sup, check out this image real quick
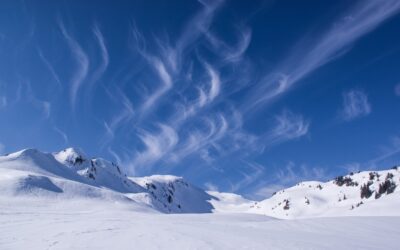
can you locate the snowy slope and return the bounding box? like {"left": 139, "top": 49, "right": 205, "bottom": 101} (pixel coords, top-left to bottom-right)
{"left": 1, "top": 148, "right": 400, "bottom": 218}
{"left": 0, "top": 149, "right": 152, "bottom": 210}
{"left": 131, "top": 175, "right": 214, "bottom": 213}
{"left": 1, "top": 198, "right": 399, "bottom": 250}
{"left": 53, "top": 148, "right": 145, "bottom": 193}
{"left": 250, "top": 168, "right": 400, "bottom": 218}
{"left": 207, "top": 191, "right": 254, "bottom": 213}
{"left": 1, "top": 148, "right": 400, "bottom": 249}
{"left": 0, "top": 148, "right": 214, "bottom": 214}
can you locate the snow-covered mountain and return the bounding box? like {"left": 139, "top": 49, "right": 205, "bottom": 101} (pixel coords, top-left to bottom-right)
{"left": 131, "top": 175, "right": 214, "bottom": 213}
{"left": 248, "top": 168, "right": 400, "bottom": 218}
{"left": 1, "top": 148, "right": 399, "bottom": 218}
{"left": 2, "top": 148, "right": 400, "bottom": 249}
{"left": 0, "top": 148, "right": 213, "bottom": 213}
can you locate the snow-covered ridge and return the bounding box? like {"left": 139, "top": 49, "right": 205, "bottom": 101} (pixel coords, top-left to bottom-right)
{"left": 1, "top": 148, "right": 399, "bottom": 218}
{"left": 0, "top": 148, "right": 213, "bottom": 213}
{"left": 249, "top": 168, "right": 400, "bottom": 218}
{"left": 131, "top": 175, "right": 214, "bottom": 213}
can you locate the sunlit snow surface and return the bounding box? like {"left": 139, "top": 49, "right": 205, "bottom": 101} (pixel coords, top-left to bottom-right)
{"left": 1, "top": 148, "right": 400, "bottom": 249}
{"left": 1, "top": 198, "right": 399, "bottom": 250}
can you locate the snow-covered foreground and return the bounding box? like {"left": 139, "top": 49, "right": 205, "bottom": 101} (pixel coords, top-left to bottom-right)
{"left": 1, "top": 198, "right": 399, "bottom": 250}
{"left": 1, "top": 148, "right": 400, "bottom": 249}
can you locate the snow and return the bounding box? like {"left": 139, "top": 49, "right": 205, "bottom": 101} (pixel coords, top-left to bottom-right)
{"left": 131, "top": 175, "right": 214, "bottom": 213}
{"left": 1, "top": 148, "right": 400, "bottom": 249}
{"left": 249, "top": 169, "right": 400, "bottom": 218}
{"left": 1, "top": 198, "right": 399, "bottom": 249}
{"left": 207, "top": 191, "right": 254, "bottom": 213}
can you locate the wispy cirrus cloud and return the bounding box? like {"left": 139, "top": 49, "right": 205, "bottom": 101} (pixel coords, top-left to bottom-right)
{"left": 89, "top": 24, "right": 109, "bottom": 87}
{"left": 59, "top": 20, "right": 89, "bottom": 110}
{"left": 245, "top": 161, "right": 331, "bottom": 199}
{"left": 25, "top": 81, "right": 51, "bottom": 119}
{"left": 169, "top": 62, "right": 222, "bottom": 127}
{"left": 395, "top": 83, "right": 400, "bottom": 96}
{"left": 108, "top": 147, "right": 122, "bottom": 165}
{"left": 205, "top": 26, "right": 252, "bottom": 63}
{"left": 171, "top": 0, "right": 224, "bottom": 71}
{"left": 37, "top": 48, "right": 62, "bottom": 88}
{"left": 174, "top": 114, "right": 228, "bottom": 160}
{"left": 265, "top": 110, "right": 310, "bottom": 145}
{"left": 132, "top": 124, "right": 179, "bottom": 170}
{"left": 168, "top": 108, "right": 258, "bottom": 165}
{"left": 338, "top": 136, "right": 400, "bottom": 173}
{"left": 367, "top": 136, "right": 400, "bottom": 167}
{"left": 204, "top": 63, "right": 221, "bottom": 102}
{"left": 101, "top": 87, "right": 135, "bottom": 147}
{"left": 247, "top": 0, "right": 400, "bottom": 109}
{"left": 230, "top": 161, "right": 265, "bottom": 193}
{"left": 275, "top": 161, "right": 330, "bottom": 186}
{"left": 53, "top": 127, "right": 69, "bottom": 145}
{"left": 0, "top": 96, "right": 6, "bottom": 109}
{"left": 340, "top": 89, "right": 371, "bottom": 121}
{"left": 141, "top": 57, "right": 173, "bottom": 112}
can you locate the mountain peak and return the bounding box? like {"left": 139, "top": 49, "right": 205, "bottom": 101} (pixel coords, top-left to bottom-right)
{"left": 54, "top": 147, "right": 87, "bottom": 166}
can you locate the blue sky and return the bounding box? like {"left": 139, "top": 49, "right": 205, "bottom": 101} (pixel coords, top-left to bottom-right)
{"left": 1, "top": 0, "right": 400, "bottom": 199}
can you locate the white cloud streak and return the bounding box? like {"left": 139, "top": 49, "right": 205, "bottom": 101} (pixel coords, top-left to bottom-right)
{"left": 266, "top": 110, "right": 310, "bottom": 145}
{"left": 249, "top": 0, "right": 400, "bottom": 108}
{"left": 367, "top": 136, "right": 400, "bottom": 166}
{"left": 133, "top": 124, "right": 179, "bottom": 169}
{"left": 41, "top": 101, "right": 51, "bottom": 119}
{"left": 141, "top": 57, "right": 173, "bottom": 112}
{"left": 153, "top": 0, "right": 224, "bottom": 73}
{"left": 231, "top": 161, "right": 264, "bottom": 192}
{"left": 168, "top": 61, "right": 222, "bottom": 129}
{"left": 37, "top": 48, "right": 62, "bottom": 88}
{"left": 395, "top": 83, "right": 400, "bottom": 96}
{"left": 108, "top": 147, "right": 122, "bottom": 165}
{"left": 169, "top": 114, "right": 228, "bottom": 162}
{"left": 59, "top": 21, "right": 89, "bottom": 109}
{"left": 275, "top": 161, "right": 329, "bottom": 186}
{"left": 205, "top": 26, "right": 252, "bottom": 63}
{"left": 53, "top": 127, "right": 69, "bottom": 145}
{"left": 25, "top": 81, "right": 51, "bottom": 119}
{"left": 101, "top": 88, "right": 135, "bottom": 147}
{"left": 0, "top": 96, "right": 6, "bottom": 109}
{"left": 341, "top": 89, "right": 371, "bottom": 121}
{"left": 90, "top": 24, "right": 109, "bottom": 86}
{"left": 205, "top": 63, "right": 221, "bottom": 102}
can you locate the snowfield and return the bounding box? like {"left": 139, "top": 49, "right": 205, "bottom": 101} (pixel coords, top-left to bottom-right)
{"left": 1, "top": 198, "right": 400, "bottom": 250}
{"left": 1, "top": 148, "right": 400, "bottom": 249}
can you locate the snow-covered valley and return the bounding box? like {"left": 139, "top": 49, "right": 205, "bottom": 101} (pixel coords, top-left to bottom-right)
{"left": 1, "top": 148, "right": 400, "bottom": 249}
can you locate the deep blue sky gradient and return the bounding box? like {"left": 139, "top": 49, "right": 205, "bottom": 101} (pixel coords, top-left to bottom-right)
{"left": 1, "top": 0, "right": 400, "bottom": 199}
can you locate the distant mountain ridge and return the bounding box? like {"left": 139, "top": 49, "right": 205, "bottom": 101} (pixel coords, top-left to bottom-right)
{"left": 248, "top": 167, "right": 400, "bottom": 218}
{"left": 0, "top": 148, "right": 399, "bottom": 218}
